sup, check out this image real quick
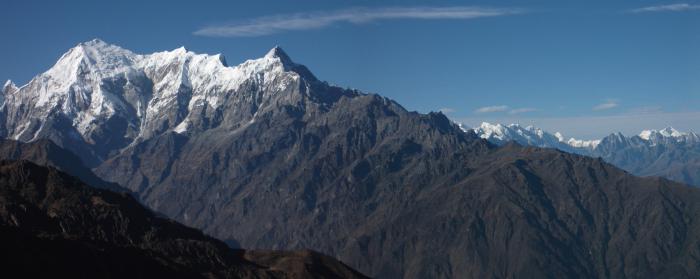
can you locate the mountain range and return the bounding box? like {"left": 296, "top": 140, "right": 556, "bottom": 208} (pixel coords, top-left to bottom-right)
{"left": 472, "top": 122, "right": 700, "bottom": 187}
{"left": 2, "top": 39, "right": 700, "bottom": 278}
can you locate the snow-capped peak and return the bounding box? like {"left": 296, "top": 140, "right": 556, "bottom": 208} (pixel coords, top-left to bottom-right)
{"left": 566, "top": 137, "right": 601, "bottom": 148}
{"left": 476, "top": 122, "right": 508, "bottom": 140}
{"left": 637, "top": 127, "right": 698, "bottom": 144}
{"left": 4, "top": 39, "right": 313, "bottom": 144}
{"left": 65, "top": 39, "right": 137, "bottom": 69}
{"left": 473, "top": 122, "right": 600, "bottom": 150}
{"left": 473, "top": 121, "right": 699, "bottom": 155}
{"left": 265, "top": 46, "right": 292, "bottom": 63}
{"left": 554, "top": 132, "right": 599, "bottom": 149}
{"left": 554, "top": 132, "right": 565, "bottom": 142}
{"left": 659, "top": 127, "right": 684, "bottom": 137}
{"left": 3, "top": 80, "right": 17, "bottom": 92}
{"left": 638, "top": 130, "right": 653, "bottom": 140}
{"left": 43, "top": 39, "right": 138, "bottom": 87}
{"left": 35, "top": 40, "right": 301, "bottom": 109}
{"left": 639, "top": 127, "right": 686, "bottom": 140}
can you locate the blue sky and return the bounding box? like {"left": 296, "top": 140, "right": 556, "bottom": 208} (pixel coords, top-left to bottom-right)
{"left": 1, "top": 0, "right": 698, "bottom": 139}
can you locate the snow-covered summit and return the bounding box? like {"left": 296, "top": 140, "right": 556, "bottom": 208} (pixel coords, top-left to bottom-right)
{"left": 12, "top": 39, "right": 303, "bottom": 110}
{"left": 471, "top": 121, "right": 699, "bottom": 153}
{"left": 638, "top": 127, "right": 699, "bottom": 143}
{"left": 45, "top": 39, "right": 138, "bottom": 81}
{"left": 35, "top": 40, "right": 298, "bottom": 102}
{"left": 2, "top": 80, "right": 17, "bottom": 93}
{"left": 566, "top": 138, "right": 601, "bottom": 148}
{"left": 265, "top": 46, "right": 294, "bottom": 64}
{"left": 640, "top": 127, "right": 684, "bottom": 140}
{"left": 1, "top": 39, "right": 317, "bottom": 157}
{"left": 474, "top": 122, "right": 509, "bottom": 141}
{"left": 472, "top": 122, "right": 594, "bottom": 150}
{"left": 472, "top": 122, "right": 600, "bottom": 151}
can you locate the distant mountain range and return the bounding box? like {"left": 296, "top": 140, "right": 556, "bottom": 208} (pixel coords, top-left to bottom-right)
{"left": 470, "top": 122, "right": 700, "bottom": 187}
{"left": 3, "top": 39, "right": 700, "bottom": 278}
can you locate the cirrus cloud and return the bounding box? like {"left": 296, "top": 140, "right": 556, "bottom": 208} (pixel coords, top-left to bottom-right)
{"left": 194, "top": 6, "right": 525, "bottom": 37}
{"left": 475, "top": 105, "right": 509, "bottom": 114}
{"left": 593, "top": 100, "right": 619, "bottom": 111}
{"left": 629, "top": 3, "right": 700, "bottom": 13}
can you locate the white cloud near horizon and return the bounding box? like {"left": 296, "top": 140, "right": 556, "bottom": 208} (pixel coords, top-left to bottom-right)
{"left": 593, "top": 101, "right": 618, "bottom": 111}
{"left": 475, "top": 105, "right": 509, "bottom": 113}
{"left": 629, "top": 3, "right": 700, "bottom": 13}
{"left": 193, "top": 6, "right": 524, "bottom": 37}
{"left": 439, "top": 108, "right": 456, "bottom": 114}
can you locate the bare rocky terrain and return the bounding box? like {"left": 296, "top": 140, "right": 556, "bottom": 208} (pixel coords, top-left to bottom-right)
{"left": 2, "top": 40, "right": 700, "bottom": 278}
{"left": 0, "top": 160, "right": 367, "bottom": 278}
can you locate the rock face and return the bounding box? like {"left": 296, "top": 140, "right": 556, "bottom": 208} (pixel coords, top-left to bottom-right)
{"left": 0, "top": 138, "right": 129, "bottom": 193}
{"left": 473, "top": 123, "right": 700, "bottom": 187}
{"left": 4, "top": 40, "right": 700, "bottom": 278}
{"left": 594, "top": 129, "right": 700, "bottom": 187}
{"left": 0, "top": 160, "right": 367, "bottom": 279}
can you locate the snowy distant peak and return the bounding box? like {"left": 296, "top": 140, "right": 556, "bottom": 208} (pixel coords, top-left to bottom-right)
{"left": 475, "top": 122, "right": 508, "bottom": 140}
{"left": 640, "top": 127, "right": 683, "bottom": 139}
{"left": 477, "top": 122, "right": 547, "bottom": 141}
{"left": 660, "top": 127, "right": 684, "bottom": 137}
{"left": 476, "top": 122, "right": 547, "bottom": 140}
{"left": 566, "top": 138, "right": 601, "bottom": 148}
{"left": 638, "top": 127, "right": 698, "bottom": 143}
{"left": 472, "top": 121, "right": 700, "bottom": 169}
{"left": 638, "top": 130, "right": 653, "bottom": 140}
{"left": 472, "top": 122, "right": 600, "bottom": 149}
{"left": 554, "top": 132, "right": 565, "bottom": 142}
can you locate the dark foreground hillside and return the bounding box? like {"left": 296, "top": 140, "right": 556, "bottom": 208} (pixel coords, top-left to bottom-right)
{"left": 0, "top": 160, "right": 367, "bottom": 279}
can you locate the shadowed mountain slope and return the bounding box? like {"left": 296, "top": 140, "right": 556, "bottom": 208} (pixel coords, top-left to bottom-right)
{"left": 0, "top": 160, "right": 367, "bottom": 279}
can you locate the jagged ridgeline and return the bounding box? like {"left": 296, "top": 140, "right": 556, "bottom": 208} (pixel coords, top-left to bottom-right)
{"left": 472, "top": 122, "right": 700, "bottom": 187}
{"left": 2, "top": 40, "right": 700, "bottom": 278}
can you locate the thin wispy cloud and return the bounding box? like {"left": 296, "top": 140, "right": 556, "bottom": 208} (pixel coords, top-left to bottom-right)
{"left": 194, "top": 6, "right": 524, "bottom": 37}
{"left": 593, "top": 100, "right": 618, "bottom": 111}
{"left": 509, "top": 107, "right": 537, "bottom": 115}
{"left": 475, "top": 105, "right": 509, "bottom": 114}
{"left": 439, "top": 108, "right": 456, "bottom": 114}
{"left": 629, "top": 3, "right": 700, "bottom": 13}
